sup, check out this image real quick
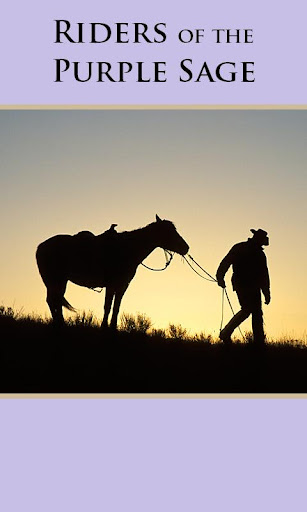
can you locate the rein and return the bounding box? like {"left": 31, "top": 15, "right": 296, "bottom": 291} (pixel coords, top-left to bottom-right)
{"left": 183, "top": 254, "right": 217, "bottom": 282}
{"left": 89, "top": 249, "right": 174, "bottom": 293}
{"left": 141, "top": 249, "right": 174, "bottom": 271}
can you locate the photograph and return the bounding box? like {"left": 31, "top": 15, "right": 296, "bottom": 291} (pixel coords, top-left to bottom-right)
{"left": 0, "top": 108, "right": 306, "bottom": 392}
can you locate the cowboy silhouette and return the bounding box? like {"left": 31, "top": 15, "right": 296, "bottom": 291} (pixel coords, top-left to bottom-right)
{"left": 216, "top": 229, "right": 271, "bottom": 344}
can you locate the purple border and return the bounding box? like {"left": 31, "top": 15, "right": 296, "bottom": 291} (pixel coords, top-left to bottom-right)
{"left": 0, "top": 398, "right": 307, "bottom": 511}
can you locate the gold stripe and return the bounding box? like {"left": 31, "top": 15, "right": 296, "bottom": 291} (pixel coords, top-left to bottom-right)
{"left": 1, "top": 394, "right": 307, "bottom": 399}
{"left": 0, "top": 104, "right": 307, "bottom": 110}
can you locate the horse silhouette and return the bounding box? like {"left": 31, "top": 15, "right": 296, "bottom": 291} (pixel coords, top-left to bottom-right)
{"left": 36, "top": 215, "right": 189, "bottom": 328}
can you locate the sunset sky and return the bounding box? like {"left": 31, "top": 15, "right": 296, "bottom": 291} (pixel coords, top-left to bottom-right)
{"left": 0, "top": 109, "right": 306, "bottom": 340}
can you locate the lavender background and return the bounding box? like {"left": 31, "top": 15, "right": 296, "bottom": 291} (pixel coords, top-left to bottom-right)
{"left": 1, "top": 1, "right": 307, "bottom": 510}
{"left": 0, "top": 399, "right": 307, "bottom": 511}
{"left": 1, "top": 0, "right": 306, "bottom": 104}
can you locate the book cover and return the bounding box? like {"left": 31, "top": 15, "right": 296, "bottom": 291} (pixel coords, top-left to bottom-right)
{"left": 0, "top": 1, "right": 306, "bottom": 510}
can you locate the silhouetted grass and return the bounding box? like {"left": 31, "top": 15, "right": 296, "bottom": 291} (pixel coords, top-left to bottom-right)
{"left": 0, "top": 306, "right": 307, "bottom": 393}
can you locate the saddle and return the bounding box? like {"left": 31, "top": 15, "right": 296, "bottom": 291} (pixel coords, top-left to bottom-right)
{"left": 72, "top": 224, "right": 118, "bottom": 252}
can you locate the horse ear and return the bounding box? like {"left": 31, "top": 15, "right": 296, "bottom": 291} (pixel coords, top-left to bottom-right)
{"left": 156, "top": 214, "right": 162, "bottom": 222}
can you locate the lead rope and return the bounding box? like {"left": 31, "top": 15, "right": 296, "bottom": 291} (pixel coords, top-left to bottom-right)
{"left": 224, "top": 287, "right": 245, "bottom": 339}
{"left": 184, "top": 254, "right": 217, "bottom": 282}
{"left": 185, "top": 253, "right": 245, "bottom": 341}
{"left": 220, "top": 287, "right": 225, "bottom": 332}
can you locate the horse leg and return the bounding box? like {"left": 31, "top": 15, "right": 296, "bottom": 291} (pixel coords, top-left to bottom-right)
{"left": 102, "top": 286, "right": 115, "bottom": 328}
{"left": 110, "top": 283, "right": 129, "bottom": 330}
{"left": 46, "top": 282, "right": 67, "bottom": 326}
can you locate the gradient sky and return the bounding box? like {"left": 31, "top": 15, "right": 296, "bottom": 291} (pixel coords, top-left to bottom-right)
{"left": 0, "top": 109, "right": 306, "bottom": 340}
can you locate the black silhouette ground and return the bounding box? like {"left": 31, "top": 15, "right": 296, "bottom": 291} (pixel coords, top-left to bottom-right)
{"left": 0, "top": 312, "right": 306, "bottom": 393}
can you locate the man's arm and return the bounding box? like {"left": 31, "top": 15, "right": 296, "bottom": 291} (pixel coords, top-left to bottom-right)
{"left": 216, "top": 248, "right": 234, "bottom": 288}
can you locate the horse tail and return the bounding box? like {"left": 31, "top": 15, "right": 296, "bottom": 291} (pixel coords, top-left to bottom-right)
{"left": 62, "top": 297, "right": 76, "bottom": 312}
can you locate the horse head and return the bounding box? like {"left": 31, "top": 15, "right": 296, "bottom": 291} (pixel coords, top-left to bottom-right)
{"left": 155, "top": 214, "right": 189, "bottom": 255}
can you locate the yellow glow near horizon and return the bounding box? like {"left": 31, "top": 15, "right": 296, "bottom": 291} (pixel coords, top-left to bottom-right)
{"left": 0, "top": 110, "right": 306, "bottom": 341}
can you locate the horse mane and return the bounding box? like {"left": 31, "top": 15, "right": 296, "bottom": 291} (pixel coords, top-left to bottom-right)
{"left": 115, "top": 220, "right": 176, "bottom": 239}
